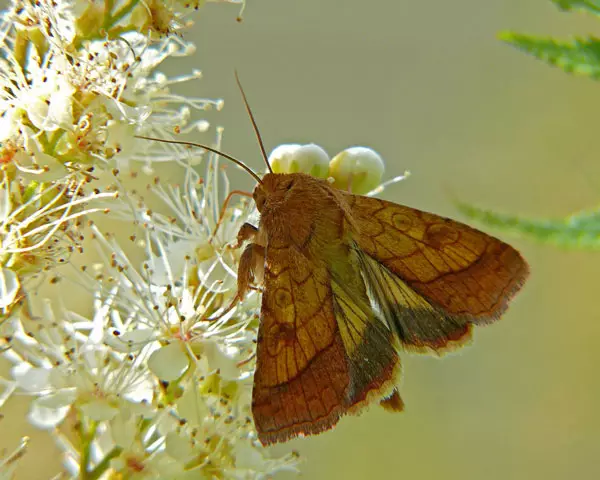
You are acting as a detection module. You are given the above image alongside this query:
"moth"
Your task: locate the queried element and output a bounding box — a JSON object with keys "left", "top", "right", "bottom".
{"left": 139, "top": 77, "right": 529, "bottom": 446}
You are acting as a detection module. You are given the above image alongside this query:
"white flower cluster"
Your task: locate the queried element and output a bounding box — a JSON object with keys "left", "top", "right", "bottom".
{"left": 0, "top": 0, "right": 299, "bottom": 478}
{"left": 0, "top": 0, "right": 226, "bottom": 318}
{"left": 3, "top": 155, "right": 299, "bottom": 477}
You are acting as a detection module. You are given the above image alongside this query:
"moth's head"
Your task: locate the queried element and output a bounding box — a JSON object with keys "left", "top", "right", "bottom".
{"left": 252, "top": 173, "right": 298, "bottom": 213}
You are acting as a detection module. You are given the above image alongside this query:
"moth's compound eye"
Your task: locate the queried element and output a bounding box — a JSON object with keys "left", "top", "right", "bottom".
{"left": 253, "top": 186, "right": 266, "bottom": 212}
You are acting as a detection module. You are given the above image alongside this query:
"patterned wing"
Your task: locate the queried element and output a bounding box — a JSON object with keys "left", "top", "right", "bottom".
{"left": 252, "top": 238, "right": 399, "bottom": 445}
{"left": 343, "top": 193, "right": 529, "bottom": 353}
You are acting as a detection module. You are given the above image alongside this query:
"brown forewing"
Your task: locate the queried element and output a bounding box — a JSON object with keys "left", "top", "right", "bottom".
{"left": 344, "top": 193, "right": 529, "bottom": 353}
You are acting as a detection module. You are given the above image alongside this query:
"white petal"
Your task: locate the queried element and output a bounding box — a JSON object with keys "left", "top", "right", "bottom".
{"left": 165, "top": 431, "right": 193, "bottom": 461}
{"left": 80, "top": 399, "right": 119, "bottom": 421}
{"left": 176, "top": 384, "right": 208, "bottom": 427}
{"left": 110, "top": 457, "right": 126, "bottom": 473}
{"left": 197, "top": 256, "right": 235, "bottom": 292}
{"left": 31, "top": 152, "right": 69, "bottom": 182}
{"left": 0, "top": 268, "right": 19, "bottom": 310}
{"left": 201, "top": 340, "right": 240, "bottom": 381}
{"left": 233, "top": 442, "right": 269, "bottom": 472}
{"left": 148, "top": 240, "right": 197, "bottom": 284}
{"left": 120, "top": 398, "right": 155, "bottom": 419}
{"left": 26, "top": 96, "right": 52, "bottom": 131}
{"left": 34, "top": 389, "right": 77, "bottom": 409}
{"left": 48, "top": 81, "right": 74, "bottom": 130}
{"left": 147, "top": 342, "right": 189, "bottom": 381}
{"left": 29, "top": 398, "right": 70, "bottom": 428}
{"left": 106, "top": 121, "right": 136, "bottom": 162}
{"left": 47, "top": 367, "right": 71, "bottom": 389}
{"left": 104, "top": 97, "right": 151, "bottom": 123}
{"left": 109, "top": 414, "right": 137, "bottom": 448}
{"left": 154, "top": 410, "right": 179, "bottom": 435}
{"left": 150, "top": 455, "right": 186, "bottom": 478}
{"left": 13, "top": 365, "right": 50, "bottom": 392}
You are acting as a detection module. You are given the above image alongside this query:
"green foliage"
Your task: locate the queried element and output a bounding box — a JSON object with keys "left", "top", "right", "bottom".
{"left": 457, "top": 203, "right": 600, "bottom": 248}
{"left": 500, "top": 33, "right": 600, "bottom": 78}
{"left": 460, "top": 1, "right": 600, "bottom": 248}
{"left": 553, "top": 0, "right": 600, "bottom": 14}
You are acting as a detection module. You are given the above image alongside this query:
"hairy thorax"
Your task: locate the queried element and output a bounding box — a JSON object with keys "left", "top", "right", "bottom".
{"left": 254, "top": 173, "right": 353, "bottom": 253}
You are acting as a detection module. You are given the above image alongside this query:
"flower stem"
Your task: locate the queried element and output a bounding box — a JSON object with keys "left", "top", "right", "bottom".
{"left": 47, "top": 131, "right": 64, "bottom": 154}
{"left": 104, "top": 0, "right": 115, "bottom": 26}
{"left": 87, "top": 446, "right": 123, "bottom": 480}
{"left": 78, "top": 418, "right": 98, "bottom": 480}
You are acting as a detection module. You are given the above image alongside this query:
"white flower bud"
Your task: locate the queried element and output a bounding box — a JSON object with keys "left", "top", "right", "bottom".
{"left": 267, "top": 144, "right": 300, "bottom": 173}
{"left": 268, "top": 143, "right": 330, "bottom": 178}
{"left": 329, "top": 146, "right": 385, "bottom": 194}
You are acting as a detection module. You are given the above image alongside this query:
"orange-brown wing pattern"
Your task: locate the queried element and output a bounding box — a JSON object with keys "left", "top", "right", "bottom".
{"left": 252, "top": 238, "right": 399, "bottom": 445}
{"left": 344, "top": 193, "right": 528, "bottom": 353}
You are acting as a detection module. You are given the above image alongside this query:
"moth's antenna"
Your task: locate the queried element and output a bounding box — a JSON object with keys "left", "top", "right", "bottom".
{"left": 135, "top": 135, "right": 263, "bottom": 184}
{"left": 234, "top": 71, "right": 273, "bottom": 174}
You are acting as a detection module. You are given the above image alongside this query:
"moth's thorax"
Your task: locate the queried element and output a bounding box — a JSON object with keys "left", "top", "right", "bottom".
{"left": 254, "top": 172, "right": 353, "bottom": 250}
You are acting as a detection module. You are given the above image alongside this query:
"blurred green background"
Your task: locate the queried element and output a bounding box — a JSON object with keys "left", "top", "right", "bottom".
{"left": 3, "top": 0, "right": 600, "bottom": 478}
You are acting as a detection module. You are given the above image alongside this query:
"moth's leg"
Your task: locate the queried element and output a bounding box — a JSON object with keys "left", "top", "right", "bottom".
{"left": 204, "top": 242, "right": 264, "bottom": 322}
{"left": 237, "top": 243, "right": 265, "bottom": 300}
{"left": 210, "top": 190, "right": 253, "bottom": 241}
{"left": 232, "top": 222, "right": 259, "bottom": 249}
